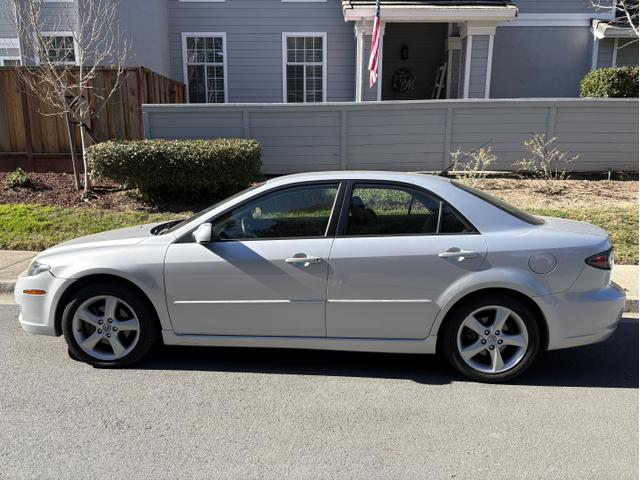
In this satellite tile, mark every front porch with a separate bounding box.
[342,0,518,100]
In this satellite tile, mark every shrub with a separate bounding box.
[514,134,578,194]
[580,66,639,98]
[450,146,496,186]
[87,139,262,200]
[4,167,31,190]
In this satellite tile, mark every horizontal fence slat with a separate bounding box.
[143,99,639,174]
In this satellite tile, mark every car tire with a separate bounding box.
[441,294,540,383]
[61,283,159,368]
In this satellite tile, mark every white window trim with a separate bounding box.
[282,32,328,103]
[181,32,228,104]
[0,56,21,66]
[38,31,79,66]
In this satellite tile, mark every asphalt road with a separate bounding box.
[0,305,637,480]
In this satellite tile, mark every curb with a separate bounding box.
[0,280,14,295]
[0,279,637,313]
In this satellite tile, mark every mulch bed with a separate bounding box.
[1,172,637,213]
[0,173,144,211]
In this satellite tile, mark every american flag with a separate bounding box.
[367,0,381,88]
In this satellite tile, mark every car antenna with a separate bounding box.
[438,139,494,177]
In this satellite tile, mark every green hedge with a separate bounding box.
[87,139,261,200]
[580,66,639,98]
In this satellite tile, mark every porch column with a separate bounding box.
[376,21,386,101]
[446,36,462,99]
[460,22,497,99]
[354,19,365,101]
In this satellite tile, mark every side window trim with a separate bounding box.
[335,180,478,237]
[176,180,346,243]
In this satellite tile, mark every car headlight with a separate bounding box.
[27,260,51,276]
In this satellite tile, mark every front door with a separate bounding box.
[165,182,341,337]
[326,182,487,339]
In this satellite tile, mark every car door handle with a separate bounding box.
[438,250,479,260]
[285,256,322,265]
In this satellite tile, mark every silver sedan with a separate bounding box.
[15,172,625,382]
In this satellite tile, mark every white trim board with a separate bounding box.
[498,13,613,27]
[0,56,21,66]
[462,35,472,99]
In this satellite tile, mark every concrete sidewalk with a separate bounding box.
[1,250,637,311]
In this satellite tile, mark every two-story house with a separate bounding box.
[1,0,637,103]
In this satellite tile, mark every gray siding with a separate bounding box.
[116,0,170,76]
[596,38,615,69]
[512,0,600,14]
[0,3,16,38]
[617,39,639,67]
[468,35,489,98]
[0,2,18,58]
[144,99,639,174]
[491,27,592,97]
[167,0,355,103]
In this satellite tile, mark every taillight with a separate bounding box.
[585,249,614,270]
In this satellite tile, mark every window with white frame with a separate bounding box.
[0,57,21,66]
[283,34,326,103]
[43,35,76,64]
[183,33,226,103]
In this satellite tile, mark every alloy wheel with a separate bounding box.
[71,295,141,361]
[456,305,529,374]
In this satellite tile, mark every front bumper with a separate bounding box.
[540,282,626,350]
[14,271,69,336]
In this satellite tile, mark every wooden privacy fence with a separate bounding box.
[143,98,639,174]
[0,66,185,172]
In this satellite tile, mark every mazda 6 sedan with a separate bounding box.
[15,171,625,382]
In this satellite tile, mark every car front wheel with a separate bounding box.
[61,283,158,368]
[442,295,541,383]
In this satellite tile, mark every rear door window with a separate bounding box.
[344,183,475,236]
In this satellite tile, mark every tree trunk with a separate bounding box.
[79,122,91,194]
[64,112,81,191]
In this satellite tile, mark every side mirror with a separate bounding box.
[193,223,213,243]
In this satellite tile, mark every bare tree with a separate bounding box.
[4,0,129,195]
[591,0,639,37]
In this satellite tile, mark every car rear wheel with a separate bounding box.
[61,284,158,368]
[442,295,540,383]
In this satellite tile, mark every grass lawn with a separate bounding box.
[0,204,186,252]
[0,201,636,264]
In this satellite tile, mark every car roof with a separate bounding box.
[265,171,453,187]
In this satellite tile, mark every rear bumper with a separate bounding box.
[540,282,625,350]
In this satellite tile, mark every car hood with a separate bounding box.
[540,216,609,238]
[41,222,166,256]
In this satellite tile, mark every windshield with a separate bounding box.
[157,183,265,235]
[451,180,545,226]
